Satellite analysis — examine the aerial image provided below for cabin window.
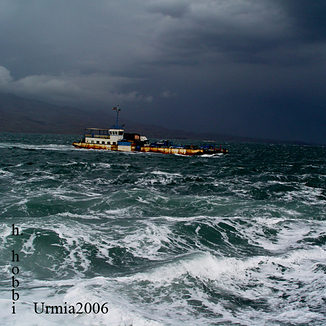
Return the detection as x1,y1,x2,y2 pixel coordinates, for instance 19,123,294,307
102,141,105,144
97,141,99,144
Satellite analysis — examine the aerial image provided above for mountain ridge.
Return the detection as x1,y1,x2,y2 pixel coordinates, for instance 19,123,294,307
0,92,310,145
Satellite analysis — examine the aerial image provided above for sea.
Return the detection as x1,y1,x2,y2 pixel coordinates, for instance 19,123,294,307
1,132,326,326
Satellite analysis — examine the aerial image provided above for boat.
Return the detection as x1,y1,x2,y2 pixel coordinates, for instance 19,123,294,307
72,106,228,156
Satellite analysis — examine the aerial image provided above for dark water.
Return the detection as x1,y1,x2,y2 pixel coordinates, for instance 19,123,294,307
1,132,326,325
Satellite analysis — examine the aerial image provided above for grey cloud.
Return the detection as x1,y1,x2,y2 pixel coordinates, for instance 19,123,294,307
147,0,190,18
142,0,322,67
0,0,325,143
0,66,150,107
279,0,326,40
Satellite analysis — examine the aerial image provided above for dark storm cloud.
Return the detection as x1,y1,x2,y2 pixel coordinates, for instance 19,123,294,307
147,0,190,18
146,1,324,67
280,0,326,40
0,0,325,143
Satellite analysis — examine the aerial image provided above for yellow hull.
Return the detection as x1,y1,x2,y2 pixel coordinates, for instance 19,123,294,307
72,142,209,155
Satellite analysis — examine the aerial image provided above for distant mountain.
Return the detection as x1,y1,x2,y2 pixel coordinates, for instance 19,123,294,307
0,92,225,139
0,92,111,135
0,92,308,144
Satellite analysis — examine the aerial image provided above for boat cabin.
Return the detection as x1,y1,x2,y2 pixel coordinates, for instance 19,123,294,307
83,127,124,145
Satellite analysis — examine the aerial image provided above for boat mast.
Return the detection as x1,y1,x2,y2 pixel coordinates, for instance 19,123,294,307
112,105,121,128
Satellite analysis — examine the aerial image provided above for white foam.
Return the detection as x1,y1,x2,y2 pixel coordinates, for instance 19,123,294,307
119,221,173,260
21,231,36,255
0,276,164,326
57,212,101,220
2,215,326,325
285,185,326,205
201,153,224,157
115,252,256,285
0,142,74,152
0,224,12,249
111,247,326,325
0,168,14,178
96,162,112,169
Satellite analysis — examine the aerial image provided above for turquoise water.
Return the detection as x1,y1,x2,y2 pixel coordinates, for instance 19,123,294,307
1,132,326,325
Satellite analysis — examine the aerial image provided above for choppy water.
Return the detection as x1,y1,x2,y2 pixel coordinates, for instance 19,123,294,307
1,132,326,326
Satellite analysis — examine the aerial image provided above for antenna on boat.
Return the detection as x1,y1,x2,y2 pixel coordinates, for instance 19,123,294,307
112,105,121,128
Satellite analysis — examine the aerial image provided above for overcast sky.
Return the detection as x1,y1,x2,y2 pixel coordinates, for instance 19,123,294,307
0,0,325,143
